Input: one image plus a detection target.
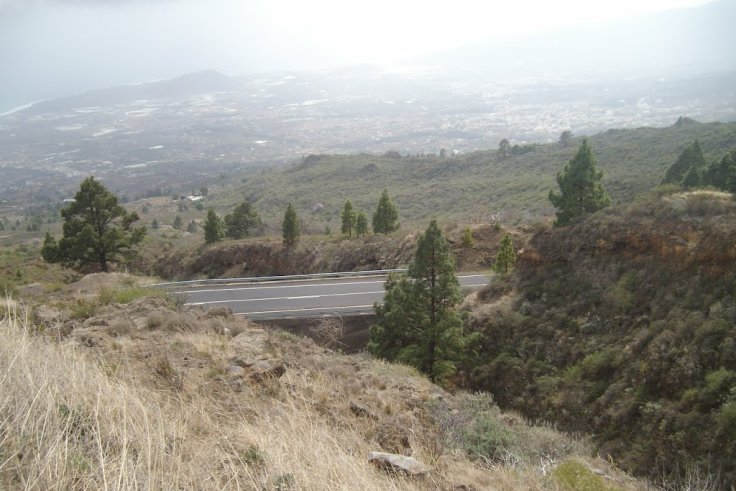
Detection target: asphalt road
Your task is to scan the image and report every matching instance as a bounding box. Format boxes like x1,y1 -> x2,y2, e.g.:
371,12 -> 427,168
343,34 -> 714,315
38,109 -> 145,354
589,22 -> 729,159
175,273 -> 490,320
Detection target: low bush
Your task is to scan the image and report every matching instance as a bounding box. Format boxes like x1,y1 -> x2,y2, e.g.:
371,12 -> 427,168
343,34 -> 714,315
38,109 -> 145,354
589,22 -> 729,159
553,460 -> 616,491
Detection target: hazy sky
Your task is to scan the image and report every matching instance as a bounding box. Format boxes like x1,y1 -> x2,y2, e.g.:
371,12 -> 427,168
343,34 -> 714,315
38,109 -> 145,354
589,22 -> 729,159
0,0 -> 716,109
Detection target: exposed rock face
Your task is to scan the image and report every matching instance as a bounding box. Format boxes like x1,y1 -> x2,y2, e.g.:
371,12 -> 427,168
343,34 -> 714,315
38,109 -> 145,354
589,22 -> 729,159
524,191 -> 736,267
134,234 -> 418,280
367,451 -> 430,477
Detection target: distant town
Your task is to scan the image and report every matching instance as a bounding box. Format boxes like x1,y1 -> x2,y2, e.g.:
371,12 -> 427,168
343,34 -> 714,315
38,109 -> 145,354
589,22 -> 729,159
1,67 -> 735,207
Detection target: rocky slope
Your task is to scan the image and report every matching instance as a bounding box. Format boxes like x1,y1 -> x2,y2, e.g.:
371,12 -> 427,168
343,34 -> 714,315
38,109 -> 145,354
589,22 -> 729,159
466,190 -> 736,488
0,274 -> 647,490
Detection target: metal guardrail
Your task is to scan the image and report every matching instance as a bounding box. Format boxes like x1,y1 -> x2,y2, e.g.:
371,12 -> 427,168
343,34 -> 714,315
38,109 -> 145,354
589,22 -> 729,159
152,268 -> 408,288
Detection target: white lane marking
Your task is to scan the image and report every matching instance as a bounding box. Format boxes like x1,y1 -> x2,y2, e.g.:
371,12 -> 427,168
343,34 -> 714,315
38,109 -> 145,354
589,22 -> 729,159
187,283 -> 488,306
187,290 -> 385,306
178,280 -> 386,294
179,274 -> 488,295
234,305 -> 374,316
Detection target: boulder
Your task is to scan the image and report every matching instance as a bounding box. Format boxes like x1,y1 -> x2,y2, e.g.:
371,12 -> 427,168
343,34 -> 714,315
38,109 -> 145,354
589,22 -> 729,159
368,451 -> 430,477
232,328 -> 269,356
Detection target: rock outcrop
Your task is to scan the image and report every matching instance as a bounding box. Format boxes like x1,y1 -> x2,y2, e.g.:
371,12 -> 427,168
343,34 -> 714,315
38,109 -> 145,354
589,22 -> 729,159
367,451 -> 430,477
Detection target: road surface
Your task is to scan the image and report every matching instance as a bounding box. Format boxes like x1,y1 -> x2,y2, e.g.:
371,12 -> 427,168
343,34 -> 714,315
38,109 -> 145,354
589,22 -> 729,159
174,273 -> 490,320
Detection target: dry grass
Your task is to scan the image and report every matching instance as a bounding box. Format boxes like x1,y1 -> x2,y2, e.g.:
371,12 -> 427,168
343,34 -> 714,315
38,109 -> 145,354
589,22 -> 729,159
0,294 -> 649,490
0,301 -> 414,490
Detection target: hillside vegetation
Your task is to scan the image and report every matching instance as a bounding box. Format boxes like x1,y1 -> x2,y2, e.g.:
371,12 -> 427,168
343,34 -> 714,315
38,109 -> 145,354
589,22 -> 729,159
0,276 -> 647,490
215,119 -> 736,229
464,190 -> 736,488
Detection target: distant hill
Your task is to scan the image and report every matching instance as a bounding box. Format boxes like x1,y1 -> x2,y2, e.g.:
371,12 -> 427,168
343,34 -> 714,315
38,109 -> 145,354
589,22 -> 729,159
219,119 -> 736,228
24,70 -> 236,115
419,0 -> 736,79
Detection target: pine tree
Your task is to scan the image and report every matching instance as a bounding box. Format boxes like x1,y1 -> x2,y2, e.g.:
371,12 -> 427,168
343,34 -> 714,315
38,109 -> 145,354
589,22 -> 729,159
41,176 -> 145,272
341,200 -> 356,237
203,207 -> 223,244
369,220 -> 469,382
282,203 -> 300,247
41,232 -> 60,262
682,166 -> 703,189
372,189 -> 399,234
355,211 -> 369,237
173,215 -> 183,230
224,201 -> 261,239
494,234 -> 517,274
461,226 -> 475,248
151,219 -> 159,230
498,138 -> 510,158
704,148 -> 736,192
549,139 -> 610,226
662,140 -> 706,186
559,130 -> 573,148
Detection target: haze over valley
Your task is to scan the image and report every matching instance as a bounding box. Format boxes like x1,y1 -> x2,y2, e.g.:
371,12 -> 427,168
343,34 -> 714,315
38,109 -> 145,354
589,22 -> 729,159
2,67 -> 735,206
1,0 -> 735,207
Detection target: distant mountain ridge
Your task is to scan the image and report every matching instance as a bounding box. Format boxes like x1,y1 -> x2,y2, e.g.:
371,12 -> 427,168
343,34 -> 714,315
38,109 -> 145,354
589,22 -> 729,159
24,69 -> 236,115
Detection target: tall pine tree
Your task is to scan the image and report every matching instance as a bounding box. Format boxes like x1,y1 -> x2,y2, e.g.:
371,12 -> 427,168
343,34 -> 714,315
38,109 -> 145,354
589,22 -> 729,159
224,201 -> 261,239
704,148 -> 736,192
41,176 -> 145,272
493,234 -> 517,274
203,207 -> 224,244
682,166 -> 703,189
355,211 -> 369,237
549,139 -> 610,226
341,200 -> 356,237
282,203 -> 300,247
369,220 -> 469,381
662,140 -> 706,186
372,188 -> 399,234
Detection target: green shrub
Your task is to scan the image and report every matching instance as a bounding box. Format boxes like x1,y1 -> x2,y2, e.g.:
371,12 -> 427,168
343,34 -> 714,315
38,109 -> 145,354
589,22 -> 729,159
703,369 -> 736,407
0,277 -> 16,297
553,460 -> 618,491
563,363 -> 582,381
69,298 -> 98,319
98,286 -> 167,305
461,227 -> 475,248
694,319 -> 731,346
716,401 -> 736,439
461,411 -> 512,461
610,272 -> 636,311
580,348 -> 623,380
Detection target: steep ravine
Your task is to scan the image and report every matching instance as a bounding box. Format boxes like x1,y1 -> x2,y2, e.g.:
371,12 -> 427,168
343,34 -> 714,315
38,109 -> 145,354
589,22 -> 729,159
467,191 -> 736,488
